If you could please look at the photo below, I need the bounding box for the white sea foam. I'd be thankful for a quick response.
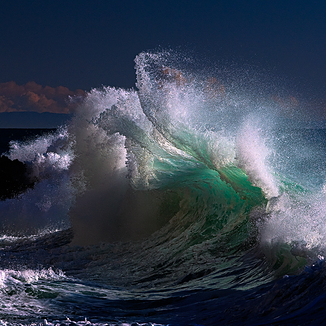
[0,267,66,289]
[0,128,75,235]
[236,118,279,199]
[261,189,326,251]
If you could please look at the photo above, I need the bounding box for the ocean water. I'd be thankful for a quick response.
[1,51,326,325]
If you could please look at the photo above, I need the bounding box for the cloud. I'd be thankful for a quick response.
[0,81,85,113]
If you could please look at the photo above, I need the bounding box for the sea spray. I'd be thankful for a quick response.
[0,128,74,235]
[236,118,279,199]
[67,51,275,245]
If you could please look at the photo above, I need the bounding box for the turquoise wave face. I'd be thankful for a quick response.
[157,166,266,252]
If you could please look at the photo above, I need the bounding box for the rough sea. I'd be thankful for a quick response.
[0,51,326,325]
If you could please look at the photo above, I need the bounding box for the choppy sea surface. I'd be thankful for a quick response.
[1,51,326,325]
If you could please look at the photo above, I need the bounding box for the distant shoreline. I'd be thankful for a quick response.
[0,127,57,130]
[0,112,73,128]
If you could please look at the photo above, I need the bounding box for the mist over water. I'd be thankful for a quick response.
[0,51,326,325]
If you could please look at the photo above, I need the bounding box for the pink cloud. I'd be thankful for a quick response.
[0,81,85,113]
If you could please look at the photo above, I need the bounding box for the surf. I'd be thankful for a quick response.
[0,50,326,325]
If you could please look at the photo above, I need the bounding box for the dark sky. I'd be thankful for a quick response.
[1,0,326,100]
